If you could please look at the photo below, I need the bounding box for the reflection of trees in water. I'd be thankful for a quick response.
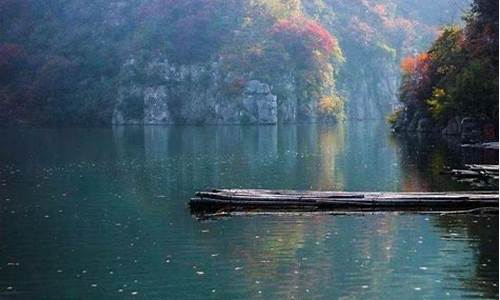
[114,122,487,195]
[339,120,402,191]
[197,212,497,299]
[389,133,484,191]
[113,124,350,194]
[194,214,416,299]
[442,135,499,165]
[432,215,499,299]
[317,123,345,190]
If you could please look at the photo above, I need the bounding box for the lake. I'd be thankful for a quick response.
[0,121,497,299]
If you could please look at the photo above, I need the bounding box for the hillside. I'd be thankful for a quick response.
[0,0,469,125]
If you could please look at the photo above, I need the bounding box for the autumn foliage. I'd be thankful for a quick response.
[0,0,472,125]
[398,0,498,123]
[400,53,430,75]
[271,16,340,57]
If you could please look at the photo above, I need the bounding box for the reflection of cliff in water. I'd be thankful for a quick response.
[110,122,495,195]
[112,124,348,193]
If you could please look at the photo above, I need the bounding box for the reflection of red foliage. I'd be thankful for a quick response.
[272,16,339,56]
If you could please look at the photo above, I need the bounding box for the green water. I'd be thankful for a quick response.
[0,121,497,299]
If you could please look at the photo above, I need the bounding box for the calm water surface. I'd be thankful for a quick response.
[0,121,497,299]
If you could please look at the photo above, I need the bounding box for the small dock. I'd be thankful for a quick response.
[190,189,499,214]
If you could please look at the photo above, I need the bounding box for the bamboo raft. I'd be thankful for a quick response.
[190,189,499,214]
[445,164,498,178]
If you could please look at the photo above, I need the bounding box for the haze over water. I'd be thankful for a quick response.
[0,121,497,299]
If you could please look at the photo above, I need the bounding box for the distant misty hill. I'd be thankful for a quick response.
[0,0,469,125]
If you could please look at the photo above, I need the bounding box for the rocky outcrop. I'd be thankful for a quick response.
[143,86,171,124]
[112,57,331,125]
[240,80,277,124]
[341,63,399,120]
[273,74,298,123]
[392,112,498,144]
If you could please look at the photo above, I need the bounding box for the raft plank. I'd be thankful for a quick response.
[465,164,499,172]
[190,189,499,213]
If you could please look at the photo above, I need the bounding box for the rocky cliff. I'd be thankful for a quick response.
[339,61,400,120]
[113,57,337,125]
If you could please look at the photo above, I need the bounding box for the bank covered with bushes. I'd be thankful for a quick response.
[390,0,498,141]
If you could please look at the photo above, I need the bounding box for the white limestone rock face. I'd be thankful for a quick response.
[240,80,277,124]
[113,56,333,125]
[274,75,298,123]
[144,86,171,125]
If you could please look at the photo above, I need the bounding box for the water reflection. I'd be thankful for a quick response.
[110,121,496,194]
[433,214,499,299]
[0,123,497,299]
[391,132,498,191]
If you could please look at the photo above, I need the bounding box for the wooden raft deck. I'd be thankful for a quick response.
[190,189,499,214]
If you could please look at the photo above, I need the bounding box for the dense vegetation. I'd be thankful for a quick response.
[0,0,470,125]
[393,0,498,128]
